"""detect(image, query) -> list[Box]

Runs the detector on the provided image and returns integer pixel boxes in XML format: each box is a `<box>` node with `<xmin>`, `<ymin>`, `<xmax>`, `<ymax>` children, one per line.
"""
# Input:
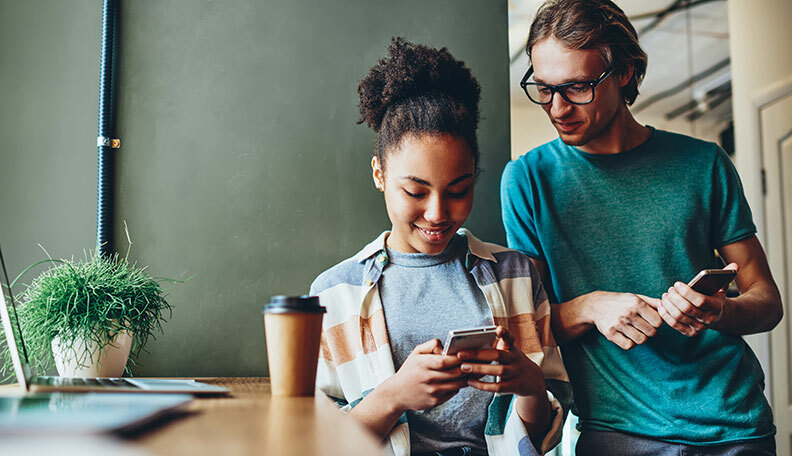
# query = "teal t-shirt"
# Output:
<box><xmin>500</xmin><ymin>128</ymin><xmax>774</xmax><ymax>445</ymax></box>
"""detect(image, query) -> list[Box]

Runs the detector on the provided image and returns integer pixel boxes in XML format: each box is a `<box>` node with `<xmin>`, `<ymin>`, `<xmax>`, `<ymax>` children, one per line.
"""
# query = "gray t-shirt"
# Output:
<box><xmin>380</xmin><ymin>234</ymin><xmax>493</xmax><ymax>455</ymax></box>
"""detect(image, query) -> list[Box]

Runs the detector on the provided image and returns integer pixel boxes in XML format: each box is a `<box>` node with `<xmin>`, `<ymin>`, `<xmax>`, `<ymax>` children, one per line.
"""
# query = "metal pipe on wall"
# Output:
<box><xmin>96</xmin><ymin>0</ymin><xmax>118</xmax><ymax>256</ymax></box>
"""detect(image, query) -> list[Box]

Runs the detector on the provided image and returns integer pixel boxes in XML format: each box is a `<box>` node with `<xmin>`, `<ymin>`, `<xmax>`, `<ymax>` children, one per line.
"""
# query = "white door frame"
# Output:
<box><xmin>744</xmin><ymin>75</ymin><xmax>792</xmax><ymax>388</ymax></box>
<box><xmin>753</xmin><ymin>75</ymin><xmax>792</xmax><ymax>455</ymax></box>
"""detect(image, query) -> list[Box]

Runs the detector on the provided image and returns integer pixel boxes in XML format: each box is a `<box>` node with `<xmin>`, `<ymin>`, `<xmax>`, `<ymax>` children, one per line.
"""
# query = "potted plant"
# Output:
<box><xmin>2</xmin><ymin>245</ymin><xmax>175</xmax><ymax>378</ymax></box>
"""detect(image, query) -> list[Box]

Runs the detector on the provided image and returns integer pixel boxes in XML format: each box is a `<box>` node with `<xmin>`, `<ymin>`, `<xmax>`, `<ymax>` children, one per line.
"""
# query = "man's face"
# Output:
<box><xmin>530</xmin><ymin>37</ymin><xmax>628</xmax><ymax>149</ymax></box>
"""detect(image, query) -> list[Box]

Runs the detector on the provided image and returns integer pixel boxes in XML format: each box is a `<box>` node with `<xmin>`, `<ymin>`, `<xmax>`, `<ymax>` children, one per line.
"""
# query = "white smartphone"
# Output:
<box><xmin>687</xmin><ymin>269</ymin><xmax>737</xmax><ymax>295</ymax></box>
<box><xmin>442</xmin><ymin>325</ymin><xmax>498</xmax><ymax>356</ymax></box>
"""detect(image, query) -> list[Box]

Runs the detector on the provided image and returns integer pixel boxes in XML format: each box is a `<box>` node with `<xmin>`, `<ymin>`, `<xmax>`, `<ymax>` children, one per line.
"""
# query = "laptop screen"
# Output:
<box><xmin>0</xmin><ymin>245</ymin><xmax>32</xmax><ymax>390</ymax></box>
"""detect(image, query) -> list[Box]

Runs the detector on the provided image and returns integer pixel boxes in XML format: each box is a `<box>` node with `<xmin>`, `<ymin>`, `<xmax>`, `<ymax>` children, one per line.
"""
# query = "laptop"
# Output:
<box><xmin>0</xmin><ymin>245</ymin><xmax>228</xmax><ymax>395</ymax></box>
<box><xmin>0</xmin><ymin>392</ymin><xmax>192</xmax><ymax>434</ymax></box>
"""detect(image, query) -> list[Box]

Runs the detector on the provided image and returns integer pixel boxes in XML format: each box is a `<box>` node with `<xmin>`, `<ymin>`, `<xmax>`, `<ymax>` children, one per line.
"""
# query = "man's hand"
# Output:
<box><xmin>659</xmin><ymin>263</ymin><xmax>738</xmax><ymax>337</ymax></box>
<box><xmin>543</xmin><ymin>236</ymin><xmax>781</xmax><ymax>345</ymax></box>
<box><xmin>586</xmin><ymin>291</ymin><xmax>664</xmax><ymax>350</ymax></box>
<box><xmin>379</xmin><ymin>339</ymin><xmax>468</xmax><ymax>412</ymax></box>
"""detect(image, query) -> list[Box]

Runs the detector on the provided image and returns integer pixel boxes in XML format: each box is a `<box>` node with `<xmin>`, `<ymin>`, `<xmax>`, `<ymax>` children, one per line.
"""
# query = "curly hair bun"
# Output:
<box><xmin>357</xmin><ymin>37</ymin><xmax>481</xmax><ymax>133</ymax></box>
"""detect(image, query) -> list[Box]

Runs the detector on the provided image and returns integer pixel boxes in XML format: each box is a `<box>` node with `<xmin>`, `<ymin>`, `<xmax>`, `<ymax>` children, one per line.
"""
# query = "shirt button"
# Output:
<box><xmin>376</xmin><ymin>253</ymin><xmax>388</xmax><ymax>265</ymax></box>
<box><xmin>364</xmin><ymin>279</ymin><xmax>373</xmax><ymax>287</ymax></box>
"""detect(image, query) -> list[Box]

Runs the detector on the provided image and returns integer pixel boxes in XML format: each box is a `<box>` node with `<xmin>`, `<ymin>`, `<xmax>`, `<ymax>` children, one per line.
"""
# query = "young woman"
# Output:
<box><xmin>310</xmin><ymin>38</ymin><xmax>569</xmax><ymax>456</ymax></box>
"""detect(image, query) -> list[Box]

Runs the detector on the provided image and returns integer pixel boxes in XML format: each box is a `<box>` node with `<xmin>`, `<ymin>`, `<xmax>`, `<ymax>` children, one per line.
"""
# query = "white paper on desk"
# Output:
<box><xmin>0</xmin><ymin>436</ymin><xmax>151</xmax><ymax>456</ymax></box>
<box><xmin>124</xmin><ymin>378</ymin><xmax>226</xmax><ymax>392</ymax></box>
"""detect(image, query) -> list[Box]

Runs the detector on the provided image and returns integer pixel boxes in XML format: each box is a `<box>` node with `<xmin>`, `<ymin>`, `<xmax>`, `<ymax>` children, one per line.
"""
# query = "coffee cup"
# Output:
<box><xmin>262</xmin><ymin>295</ymin><xmax>326</xmax><ymax>397</ymax></box>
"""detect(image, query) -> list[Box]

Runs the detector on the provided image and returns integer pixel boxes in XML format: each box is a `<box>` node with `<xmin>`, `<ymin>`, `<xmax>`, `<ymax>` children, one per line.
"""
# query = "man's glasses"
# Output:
<box><xmin>520</xmin><ymin>66</ymin><xmax>614</xmax><ymax>105</ymax></box>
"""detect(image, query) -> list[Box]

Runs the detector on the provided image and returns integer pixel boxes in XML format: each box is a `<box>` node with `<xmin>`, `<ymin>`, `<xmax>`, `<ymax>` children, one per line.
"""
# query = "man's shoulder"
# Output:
<box><xmin>513</xmin><ymin>137</ymin><xmax>567</xmax><ymax>166</ymax></box>
<box><xmin>651</xmin><ymin>128</ymin><xmax>722</xmax><ymax>156</ymax></box>
<box><xmin>503</xmin><ymin>137</ymin><xmax>565</xmax><ymax>182</ymax></box>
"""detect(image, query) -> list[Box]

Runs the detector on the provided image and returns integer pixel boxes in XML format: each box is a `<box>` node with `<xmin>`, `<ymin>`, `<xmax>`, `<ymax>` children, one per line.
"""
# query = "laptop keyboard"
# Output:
<box><xmin>34</xmin><ymin>376</ymin><xmax>131</xmax><ymax>388</ymax></box>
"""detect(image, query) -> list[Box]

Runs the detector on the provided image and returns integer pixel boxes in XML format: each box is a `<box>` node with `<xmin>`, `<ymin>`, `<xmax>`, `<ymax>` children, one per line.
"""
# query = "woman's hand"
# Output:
<box><xmin>457</xmin><ymin>326</ymin><xmax>553</xmax><ymax>444</ymax></box>
<box><xmin>380</xmin><ymin>338</ymin><xmax>469</xmax><ymax>412</ymax></box>
<box><xmin>457</xmin><ymin>326</ymin><xmax>546</xmax><ymax>397</ymax></box>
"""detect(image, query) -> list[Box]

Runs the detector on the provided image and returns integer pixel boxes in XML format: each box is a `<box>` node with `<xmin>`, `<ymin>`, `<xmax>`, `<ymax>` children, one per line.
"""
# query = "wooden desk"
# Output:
<box><xmin>1</xmin><ymin>377</ymin><xmax>387</xmax><ymax>456</ymax></box>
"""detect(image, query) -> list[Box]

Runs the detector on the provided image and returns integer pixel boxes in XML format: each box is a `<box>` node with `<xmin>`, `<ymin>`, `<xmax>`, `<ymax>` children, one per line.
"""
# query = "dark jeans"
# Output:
<box><xmin>576</xmin><ymin>430</ymin><xmax>775</xmax><ymax>456</ymax></box>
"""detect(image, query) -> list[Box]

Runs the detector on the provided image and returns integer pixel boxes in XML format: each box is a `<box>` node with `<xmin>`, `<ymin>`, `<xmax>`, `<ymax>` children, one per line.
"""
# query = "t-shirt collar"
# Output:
<box><xmin>353</xmin><ymin>228</ymin><xmax>497</xmax><ymax>264</ymax></box>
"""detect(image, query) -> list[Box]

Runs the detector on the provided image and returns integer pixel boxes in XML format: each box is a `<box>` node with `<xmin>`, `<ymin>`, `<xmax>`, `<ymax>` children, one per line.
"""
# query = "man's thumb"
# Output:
<box><xmin>637</xmin><ymin>294</ymin><xmax>661</xmax><ymax>309</ymax></box>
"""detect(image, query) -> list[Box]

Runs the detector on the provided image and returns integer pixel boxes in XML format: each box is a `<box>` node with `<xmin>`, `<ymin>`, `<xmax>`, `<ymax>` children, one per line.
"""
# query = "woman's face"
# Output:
<box><xmin>372</xmin><ymin>133</ymin><xmax>475</xmax><ymax>255</ymax></box>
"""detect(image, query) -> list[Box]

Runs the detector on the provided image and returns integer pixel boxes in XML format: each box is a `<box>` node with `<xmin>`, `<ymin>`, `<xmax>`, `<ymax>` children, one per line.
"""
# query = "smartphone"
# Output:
<box><xmin>687</xmin><ymin>269</ymin><xmax>737</xmax><ymax>295</ymax></box>
<box><xmin>442</xmin><ymin>325</ymin><xmax>498</xmax><ymax>356</ymax></box>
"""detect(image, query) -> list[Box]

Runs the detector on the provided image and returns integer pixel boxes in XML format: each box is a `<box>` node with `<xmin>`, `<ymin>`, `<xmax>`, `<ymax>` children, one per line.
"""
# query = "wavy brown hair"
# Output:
<box><xmin>526</xmin><ymin>0</ymin><xmax>647</xmax><ymax>105</ymax></box>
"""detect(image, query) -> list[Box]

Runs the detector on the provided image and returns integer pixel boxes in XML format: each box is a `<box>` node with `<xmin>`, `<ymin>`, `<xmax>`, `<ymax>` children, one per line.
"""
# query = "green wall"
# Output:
<box><xmin>0</xmin><ymin>0</ymin><xmax>510</xmax><ymax>377</ymax></box>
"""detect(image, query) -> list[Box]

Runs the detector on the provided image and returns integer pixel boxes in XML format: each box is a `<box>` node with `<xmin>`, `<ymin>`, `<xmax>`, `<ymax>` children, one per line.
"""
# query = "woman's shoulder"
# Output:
<box><xmin>465</xmin><ymin>233</ymin><xmax>547</xmax><ymax>316</ymax></box>
<box><xmin>460</xmin><ymin>229</ymin><xmax>538</xmax><ymax>277</ymax></box>
<box><xmin>309</xmin><ymin>231</ymin><xmax>389</xmax><ymax>296</ymax></box>
<box><xmin>310</xmin><ymin>257</ymin><xmax>368</xmax><ymax>296</ymax></box>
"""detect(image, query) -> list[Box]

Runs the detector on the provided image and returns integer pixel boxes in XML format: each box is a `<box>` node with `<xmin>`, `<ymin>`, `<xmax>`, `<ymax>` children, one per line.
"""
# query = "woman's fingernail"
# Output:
<box><xmin>461</xmin><ymin>364</ymin><xmax>471</xmax><ymax>372</ymax></box>
<box><xmin>457</xmin><ymin>352</ymin><xmax>469</xmax><ymax>359</ymax></box>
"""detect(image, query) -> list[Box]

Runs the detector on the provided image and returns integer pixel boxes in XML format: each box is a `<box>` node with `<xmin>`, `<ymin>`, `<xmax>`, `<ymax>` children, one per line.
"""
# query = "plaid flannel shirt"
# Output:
<box><xmin>310</xmin><ymin>229</ymin><xmax>571</xmax><ymax>456</ymax></box>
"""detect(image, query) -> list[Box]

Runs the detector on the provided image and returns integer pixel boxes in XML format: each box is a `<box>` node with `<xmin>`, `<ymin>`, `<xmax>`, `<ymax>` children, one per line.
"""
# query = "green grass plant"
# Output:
<box><xmin>2</xmin><ymin>248</ymin><xmax>175</xmax><ymax>380</ymax></box>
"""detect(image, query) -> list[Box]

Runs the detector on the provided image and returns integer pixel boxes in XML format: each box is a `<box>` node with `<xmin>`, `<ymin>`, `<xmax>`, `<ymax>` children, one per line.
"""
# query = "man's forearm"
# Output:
<box><xmin>711</xmin><ymin>283</ymin><xmax>782</xmax><ymax>335</ymax></box>
<box><xmin>714</xmin><ymin>236</ymin><xmax>783</xmax><ymax>335</ymax></box>
<box><xmin>550</xmin><ymin>292</ymin><xmax>596</xmax><ymax>345</ymax></box>
<box><xmin>530</xmin><ymin>256</ymin><xmax>596</xmax><ymax>344</ymax></box>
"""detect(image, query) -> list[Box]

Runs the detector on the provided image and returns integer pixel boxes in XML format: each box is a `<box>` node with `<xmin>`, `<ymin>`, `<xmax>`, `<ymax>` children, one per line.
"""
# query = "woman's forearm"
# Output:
<box><xmin>514</xmin><ymin>392</ymin><xmax>553</xmax><ymax>449</ymax></box>
<box><xmin>347</xmin><ymin>382</ymin><xmax>405</xmax><ymax>440</ymax></box>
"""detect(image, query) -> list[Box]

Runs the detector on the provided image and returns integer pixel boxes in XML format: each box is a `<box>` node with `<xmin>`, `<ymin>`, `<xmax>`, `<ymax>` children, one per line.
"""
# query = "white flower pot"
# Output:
<box><xmin>51</xmin><ymin>330</ymin><xmax>133</xmax><ymax>378</ymax></box>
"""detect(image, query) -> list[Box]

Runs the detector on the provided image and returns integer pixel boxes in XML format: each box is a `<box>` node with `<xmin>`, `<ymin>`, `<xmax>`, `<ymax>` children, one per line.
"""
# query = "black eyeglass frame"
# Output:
<box><xmin>520</xmin><ymin>66</ymin><xmax>614</xmax><ymax>105</ymax></box>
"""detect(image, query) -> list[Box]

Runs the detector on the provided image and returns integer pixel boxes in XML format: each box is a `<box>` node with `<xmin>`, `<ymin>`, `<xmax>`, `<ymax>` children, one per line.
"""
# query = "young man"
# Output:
<box><xmin>500</xmin><ymin>0</ymin><xmax>783</xmax><ymax>454</ymax></box>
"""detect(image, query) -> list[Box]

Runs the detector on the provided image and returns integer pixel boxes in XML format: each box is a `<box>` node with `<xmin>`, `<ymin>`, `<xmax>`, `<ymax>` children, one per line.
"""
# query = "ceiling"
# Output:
<box><xmin>508</xmin><ymin>0</ymin><xmax>731</xmax><ymax>127</ymax></box>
